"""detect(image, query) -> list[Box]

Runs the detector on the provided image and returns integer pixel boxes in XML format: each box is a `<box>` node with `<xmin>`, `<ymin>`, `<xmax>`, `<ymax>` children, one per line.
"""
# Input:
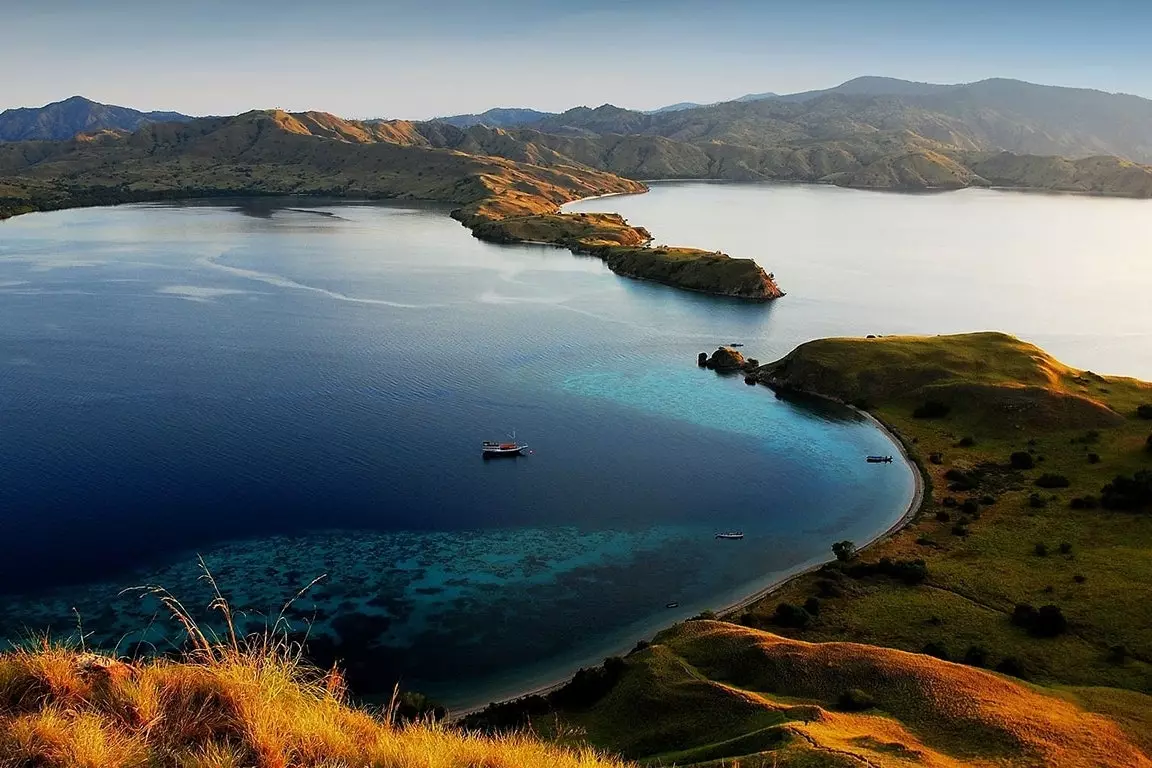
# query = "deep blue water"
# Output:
<box><xmin>0</xmin><ymin>196</ymin><xmax>913</xmax><ymax>708</ymax></box>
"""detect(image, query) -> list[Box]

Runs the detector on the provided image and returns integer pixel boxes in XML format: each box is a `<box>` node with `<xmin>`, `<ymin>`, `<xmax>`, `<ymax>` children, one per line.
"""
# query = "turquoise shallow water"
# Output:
<box><xmin>0</xmin><ymin>196</ymin><xmax>916</xmax><ymax>708</ymax></box>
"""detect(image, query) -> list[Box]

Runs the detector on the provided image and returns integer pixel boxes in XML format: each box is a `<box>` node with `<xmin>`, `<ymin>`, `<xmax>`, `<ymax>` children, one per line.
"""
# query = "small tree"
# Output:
<box><xmin>1010</xmin><ymin>451</ymin><xmax>1035</xmax><ymax>470</ymax></box>
<box><xmin>837</xmin><ymin>688</ymin><xmax>875</xmax><ymax>711</ymax></box>
<box><xmin>1136</xmin><ymin>404</ymin><xmax>1152</xmax><ymax>419</ymax></box>
<box><xmin>831</xmin><ymin>540</ymin><xmax>857</xmax><ymax>562</ymax></box>
<box><xmin>1035</xmin><ymin>473</ymin><xmax>1070</xmax><ymax>489</ymax></box>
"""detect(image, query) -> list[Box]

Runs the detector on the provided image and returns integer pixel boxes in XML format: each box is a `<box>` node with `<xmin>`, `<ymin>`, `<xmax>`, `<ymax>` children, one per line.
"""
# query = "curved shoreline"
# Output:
<box><xmin>450</xmin><ymin>393</ymin><xmax>924</xmax><ymax>720</ymax></box>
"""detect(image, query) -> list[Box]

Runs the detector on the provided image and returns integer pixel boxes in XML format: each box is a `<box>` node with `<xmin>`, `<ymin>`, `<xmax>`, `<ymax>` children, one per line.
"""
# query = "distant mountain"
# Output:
<box><xmin>434</xmin><ymin>107</ymin><xmax>553</xmax><ymax>129</ymax></box>
<box><xmin>649</xmin><ymin>91</ymin><xmax>779</xmax><ymax>114</ymax></box>
<box><xmin>648</xmin><ymin>102</ymin><xmax>704</xmax><ymax>113</ymax></box>
<box><xmin>0</xmin><ymin>96</ymin><xmax>193</xmax><ymax>142</ymax></box>
<box><xmin>528</xmin><ymin>77</ymin><xmax>1152</xmax><ymax>163</ymax></box>
<box><xmin>775</xmin><ymin>76</ymin><xmax>956</xmax><ymax>102</ymax></box>
<box><xmin>733</xmin><ymin>91</ymin><xmax>779</xmax><ymax>102</ymax></box>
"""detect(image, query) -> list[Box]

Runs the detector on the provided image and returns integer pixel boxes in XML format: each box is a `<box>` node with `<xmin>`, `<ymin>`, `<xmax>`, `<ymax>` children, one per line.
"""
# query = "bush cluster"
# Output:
<box><xmin>1100</xmin><ymin>470</ymin><xmax>1152</xmax><ymax>510</ymax></box>
<box><xmin>771</xmin><ymin>602</ymin><xmax>810</xmax><ymax>628</ymax></box>
<box><xmin>1035</xmin><ymin>474</ymin><xmax>1071</xmax><ymax>489</ymax></box>
<box><xmin>1011</xmin><ymin>603</ymin><xmax>1068</xmax><ymax>637</ymax></box>
<box><xmin>843</xmin><ymin>557</ymin><xmax>928</xmax><ymax>585</ymax></box>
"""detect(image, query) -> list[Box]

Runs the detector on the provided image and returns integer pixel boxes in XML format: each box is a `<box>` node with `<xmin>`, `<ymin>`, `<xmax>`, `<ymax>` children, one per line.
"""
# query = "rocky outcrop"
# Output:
<box><xmin>704</xmin><ymin>347</ymin><xmax>746</xmax><ymax>371</ymax></box>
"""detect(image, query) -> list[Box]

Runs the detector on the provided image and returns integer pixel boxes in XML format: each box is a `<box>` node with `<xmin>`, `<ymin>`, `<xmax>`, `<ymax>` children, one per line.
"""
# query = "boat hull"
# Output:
<box><xmin>482</xmin><ymin>446</ymin><xmax>526</xmax><ymax>457</ymax></box>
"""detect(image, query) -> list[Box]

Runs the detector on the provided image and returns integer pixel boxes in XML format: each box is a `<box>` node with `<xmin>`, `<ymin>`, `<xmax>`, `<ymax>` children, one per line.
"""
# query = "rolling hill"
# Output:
<box><xmin>0</xmin><ymin>109</ymin><xmax>780</xmax><ymax>300</ymax></box>
<box><xmin>528</xmin><ymin>77</ymin><xmax>1152</xmax><ymax>163</ymax></box>
<box><xmin>0</xmin><ymin>96</ymin><xmax>192</xmax><ymax>142</ymax></box>
<box><xmin>467</xmin><ymin>333</ymin><xmax>1152</xmax><ymax>766</ymax></box>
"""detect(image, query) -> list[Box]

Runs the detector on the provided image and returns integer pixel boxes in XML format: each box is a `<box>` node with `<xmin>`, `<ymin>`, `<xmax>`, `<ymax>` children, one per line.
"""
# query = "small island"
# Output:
<box><xmin>452</xmin><ymin>199</ymin><xmax>783</xmax><ymax>300</ymax></box>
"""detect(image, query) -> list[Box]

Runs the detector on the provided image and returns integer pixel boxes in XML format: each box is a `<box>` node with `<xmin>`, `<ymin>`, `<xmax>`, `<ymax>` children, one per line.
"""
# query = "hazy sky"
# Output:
<box><xmin>4</xmin><ymin>0</ymin><xmax>1150</xmax><ymax>119</ymax></box>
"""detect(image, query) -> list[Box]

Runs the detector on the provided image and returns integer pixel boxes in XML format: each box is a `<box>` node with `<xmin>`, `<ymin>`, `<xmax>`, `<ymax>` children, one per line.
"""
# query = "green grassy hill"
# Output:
<box><xmin>467</xmin><ymin>333</ymin><xmax>1152</xmax><ymax>766</ymax></box>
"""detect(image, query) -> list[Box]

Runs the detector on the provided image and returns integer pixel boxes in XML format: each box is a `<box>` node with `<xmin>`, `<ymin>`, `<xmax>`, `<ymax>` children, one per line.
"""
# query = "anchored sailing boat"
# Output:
<box><xmin>482</xmin><ymin>430</ymin><xmax>528</xmax><ymax>457</ymax></box>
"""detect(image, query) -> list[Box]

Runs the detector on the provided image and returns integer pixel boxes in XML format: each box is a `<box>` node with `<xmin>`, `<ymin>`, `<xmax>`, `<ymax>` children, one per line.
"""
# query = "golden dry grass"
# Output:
<box><xmin>570</xmin><ymin>620</ymin><xmax>1152</xmax><ymax>767</ymax></box>
<box><xmin>0</xmin><ymin>643</ymin><xmax>626</xmax><ymax>768</ymax></box>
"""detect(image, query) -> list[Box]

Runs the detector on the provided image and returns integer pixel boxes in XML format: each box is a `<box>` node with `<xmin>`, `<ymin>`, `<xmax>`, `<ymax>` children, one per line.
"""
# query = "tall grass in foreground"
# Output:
<box><xmin>0</xmin><ymin>561</ymin><xmax>626</xmax><ymax>768</ymax></box>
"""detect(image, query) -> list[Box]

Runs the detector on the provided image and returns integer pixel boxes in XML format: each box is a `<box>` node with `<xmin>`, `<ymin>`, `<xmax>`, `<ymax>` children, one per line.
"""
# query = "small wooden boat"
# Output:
<box><xmin>715</xmin><ymin>532</ymin><xmax>744</xmax><ymax>540</ymax></box>
<box><xmin>866</xmin><ymin>455</ymin><xmax>893</xmax><ymax>463</ymax></box>
<box><xmin>483</xmin><ymin>431</ymin><xmax>528</xmax><ymax>457</ymax></box>
<box><xmin>665</xmin><ymin>602</ymin><xmax>680</xmax><ymax>609</ymax></box>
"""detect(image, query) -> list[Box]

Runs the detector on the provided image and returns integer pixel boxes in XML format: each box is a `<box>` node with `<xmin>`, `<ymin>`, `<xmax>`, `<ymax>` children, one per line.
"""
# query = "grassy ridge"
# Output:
<box><xmin>0</xmin><ymin>643</ymin><xmax>625</xmax><ymax>768</ymax></box>
<box><xmin>0</xmin><ymin>110</ymin><xmax>781</xmax><ymax>299</ymax></box>
<box><xmin>557</xmin><ymin>621</ymin><xmax>1152</xmax><ymax>767</ymax></box>
<box><xmin>475</xmin><ymin>332</ymin><xmax>1151</xmax><ymax>766</ymax></box>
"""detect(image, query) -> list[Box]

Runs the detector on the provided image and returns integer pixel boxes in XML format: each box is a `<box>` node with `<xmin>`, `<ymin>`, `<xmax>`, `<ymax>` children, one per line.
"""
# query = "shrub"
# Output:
<box><xmin>1034</xmin><ymin>542</ymin><xmax>1049</xmax><ymax>557</ymax></box>
<box><xmin>837</xmin><ymin>688</ymin><xmax>876</xmax><ymax>711</ymax></box>
<box><xmin>772</xmin><ymin>603</ymin><xmax>810</xmax><ymax>628</ymax></box>
<box><xmin>913</xmin><ymin>400</ymin><xmax>951</xmax><ymax>419</ymax></box>
<box><xmin>922</xmin><ymin>641</ymin><xmax>950</xmax><ymax>660</ymax></box>
<box><xmin>1108</xmin><ymin>645</ymin><xmax>1129</xmax><ymax>664</ymax></box>
<box><xmin>1013</xmin><ymin>603</ymin><xmax>1067</xmax><ymax>637</ymax></box>
<box><xmin>1032</xmin><ymin>605</ymin><xmax>1069</xmax><ymax>637</ymax></box>
<box><xmin>980</xmin><ymin>495</ymin><xmax>997</xmax><ymax>505</ymax></box>
<box><xmin>956</xmin><ymin>436</ymin><xmax>976</xmax><ymax>448</ymax></box>
<box><xmin>1073</xmin><ymin>573</ymin><xmax>1086</xmax><ymax>583</ymax></box>
<box><xmin>1087</xmin><ymin>453</ymin><xmax>1101</xmax><ymax>464</ymax></box>
<box><xmin>816</xmin><ymin>579</ymin><xmax>842</xmax><ymax>598</ymax></box>
<box><xmin>831</xmin><ymin>540</ymin><xmax>857</xmax><ymax>562</ymax></box>
<box><xmin>844</xmin><ymin>558</ymin><xmax>928</xmax><ymax>585</ymax></box>
<box><xmin>1028</xmin><ymin>493</ymin><xmax>1048</xmax><ymax>509</ymax></box>
<box><xmin>944</xmin><ymin>468</ymin><xmax>979</xmax><ymax>492</ymax></box>
<box><xmin>1147</xmin><ymin>434</ymin><xmax>1152</xmax><ymax>452</ymax></box>
<box><xmin>1059</xmin><ymin>541</ymin><xmax>1073</xmax><ymax>554</ymax></box>
<box><xmin>1035</xmin><ymin>474</ymin><xmax>1070</xmax><ymax>489</ymax></box>
<box><xmin>1010</xmin><ymin>451</ymin><xmax>1035</xmax><ymax>470</ymax></box>
<box><xmin>951</xmin><ymin>523</ymin><xmax>969</xmax><ymax>537</ymax></box>
<box><xmin>943</xmin><ymin>496</ymin><xmax>958</xmax><ymax>508</ymax></box>
<box><xmin>1012</xmin><ymin>603</ymin><xmax>1037</xmax><ymax>627</ymax></box>
<box><xmin>1100</xmin><ymin>470</ymin><xmax>1152</xmax><ymax>510</ymax></box>
<box><xmin>929</xmin><ymin>452</ymin><xmax>943</xmax><ymax>465</ymax></box>
<box><xmin>963</xmin><ymin>645</ymin><xmax>989</xmax><ymax>667</ymax></box>
<box><xmin>996</xmin><ymin>656</ymin><xmax>1028</xmax><ymax>678</ymax></box>
<box><xmin>803</xmin><ymin>597</ymin><xmax>821</xmax><ymax>616</ymax></box>
<box><xmin>1137</xmin><ymin>404</ymin><xmax>1152</xmax><ymax>419</ymax></box>
<box><xmin>935</xmin><ymin>509</ymin><xmax>951</xmax><ymax>522</ymax></box>
<box><xmin>960</xmin><ymin>499</ymin><xmax>980</xmax><ymax>516</ymax></box>
<box><xmin>1070</xmin><ymin>495</ymin><xmax>1099</xmax><ymax>510</ymax></box>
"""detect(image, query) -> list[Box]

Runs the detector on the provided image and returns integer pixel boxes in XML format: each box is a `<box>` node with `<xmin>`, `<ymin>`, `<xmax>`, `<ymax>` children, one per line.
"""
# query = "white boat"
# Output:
<box><xmin>715</xmin><ymin>532</ymin><xmax>744</xmax><ymax>540</ymax></box>
<box><xmin>482</xmin><ymin>431</ymin><xmax>528</xmax><ymax>457</ymax></box>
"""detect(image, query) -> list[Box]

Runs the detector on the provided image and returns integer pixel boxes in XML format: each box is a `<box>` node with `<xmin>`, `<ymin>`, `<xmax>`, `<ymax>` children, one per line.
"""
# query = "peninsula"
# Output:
<box><xmin>0</xmin><ymin>110</ymin><xmax>782</xmax><ymax>301</ymax></box>
<box><xmin>465</xmin><ymin>332</ymin><xmax>1152</xmax><ymax>766</ymax></box>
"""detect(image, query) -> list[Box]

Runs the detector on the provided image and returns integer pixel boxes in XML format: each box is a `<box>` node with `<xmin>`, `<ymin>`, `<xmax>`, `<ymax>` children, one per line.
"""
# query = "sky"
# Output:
<box><xmin>3</xmin><ymin>0</ymin><xmax>1151</xmax><ymax>119</ymax></box>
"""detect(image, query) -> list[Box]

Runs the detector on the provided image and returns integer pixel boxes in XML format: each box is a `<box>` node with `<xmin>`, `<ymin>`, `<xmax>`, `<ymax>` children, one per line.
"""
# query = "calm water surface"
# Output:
<box><xmin>0</xmin><ymin>196</ymin><xmax>914</xmax><ymax>708</ymax></box>
<box><xmin>569</xmin><ymin>183</ymin><xmax>1152</xmax><ymax>378</ymax></box>
<box><xmin>10</xmin><ymin>182</ymin><xmax>1144</xmax><ymax>707</ymax></box>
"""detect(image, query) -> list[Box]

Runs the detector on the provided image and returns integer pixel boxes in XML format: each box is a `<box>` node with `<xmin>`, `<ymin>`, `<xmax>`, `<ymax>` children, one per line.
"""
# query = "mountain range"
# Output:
<box><xmin>0</xmin><ymin>96</ymin><xmax>192</xmax><ymax>142</ymax></box>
